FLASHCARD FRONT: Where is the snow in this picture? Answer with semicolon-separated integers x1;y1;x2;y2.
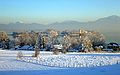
21;54;120;68
53;44;63;49
0;49;120;75
0;50;63;71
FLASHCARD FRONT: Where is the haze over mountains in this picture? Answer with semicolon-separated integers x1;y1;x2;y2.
0;15;120;42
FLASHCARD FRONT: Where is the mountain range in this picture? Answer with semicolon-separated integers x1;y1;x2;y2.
0;15;120;42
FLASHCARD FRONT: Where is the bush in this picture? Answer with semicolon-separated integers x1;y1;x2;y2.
32;47;40;57
17;51;23;60
61;49;67;54
53;48;60;55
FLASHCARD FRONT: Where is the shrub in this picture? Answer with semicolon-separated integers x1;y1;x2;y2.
53;48;60;55
17;51;23;60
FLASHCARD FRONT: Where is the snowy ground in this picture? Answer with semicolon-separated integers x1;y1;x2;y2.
0;49;120;75
22;54;120;68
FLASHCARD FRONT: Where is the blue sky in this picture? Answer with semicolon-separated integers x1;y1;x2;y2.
0;0;120;24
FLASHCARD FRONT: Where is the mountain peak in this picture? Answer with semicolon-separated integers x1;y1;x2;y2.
107;15;120;19
95;15;120;22
108;15;120;17
15;21;23;24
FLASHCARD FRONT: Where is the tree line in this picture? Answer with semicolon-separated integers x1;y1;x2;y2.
0;29;107;53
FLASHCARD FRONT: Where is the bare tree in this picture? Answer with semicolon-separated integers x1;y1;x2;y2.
83;37;93;52
49;30;58;44
33;32;42;57
53;48;60;55
86;31;105;51
34;46;40;57
0;31;8;41
15;31;39;47
0;31;9;49
49;30;58;38
49;30;61;54
62;35;71;53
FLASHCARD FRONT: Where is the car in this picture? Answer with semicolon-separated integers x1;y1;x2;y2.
15;45;34;50
103;49;113;52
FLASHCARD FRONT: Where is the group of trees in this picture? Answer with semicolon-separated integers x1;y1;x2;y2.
0;31;10;49
15;31;38;46
0;29;106;52
61;30;106;52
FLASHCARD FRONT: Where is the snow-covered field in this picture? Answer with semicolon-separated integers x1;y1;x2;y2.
0;50;62;71
0;49;120;75
22;54;120;68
